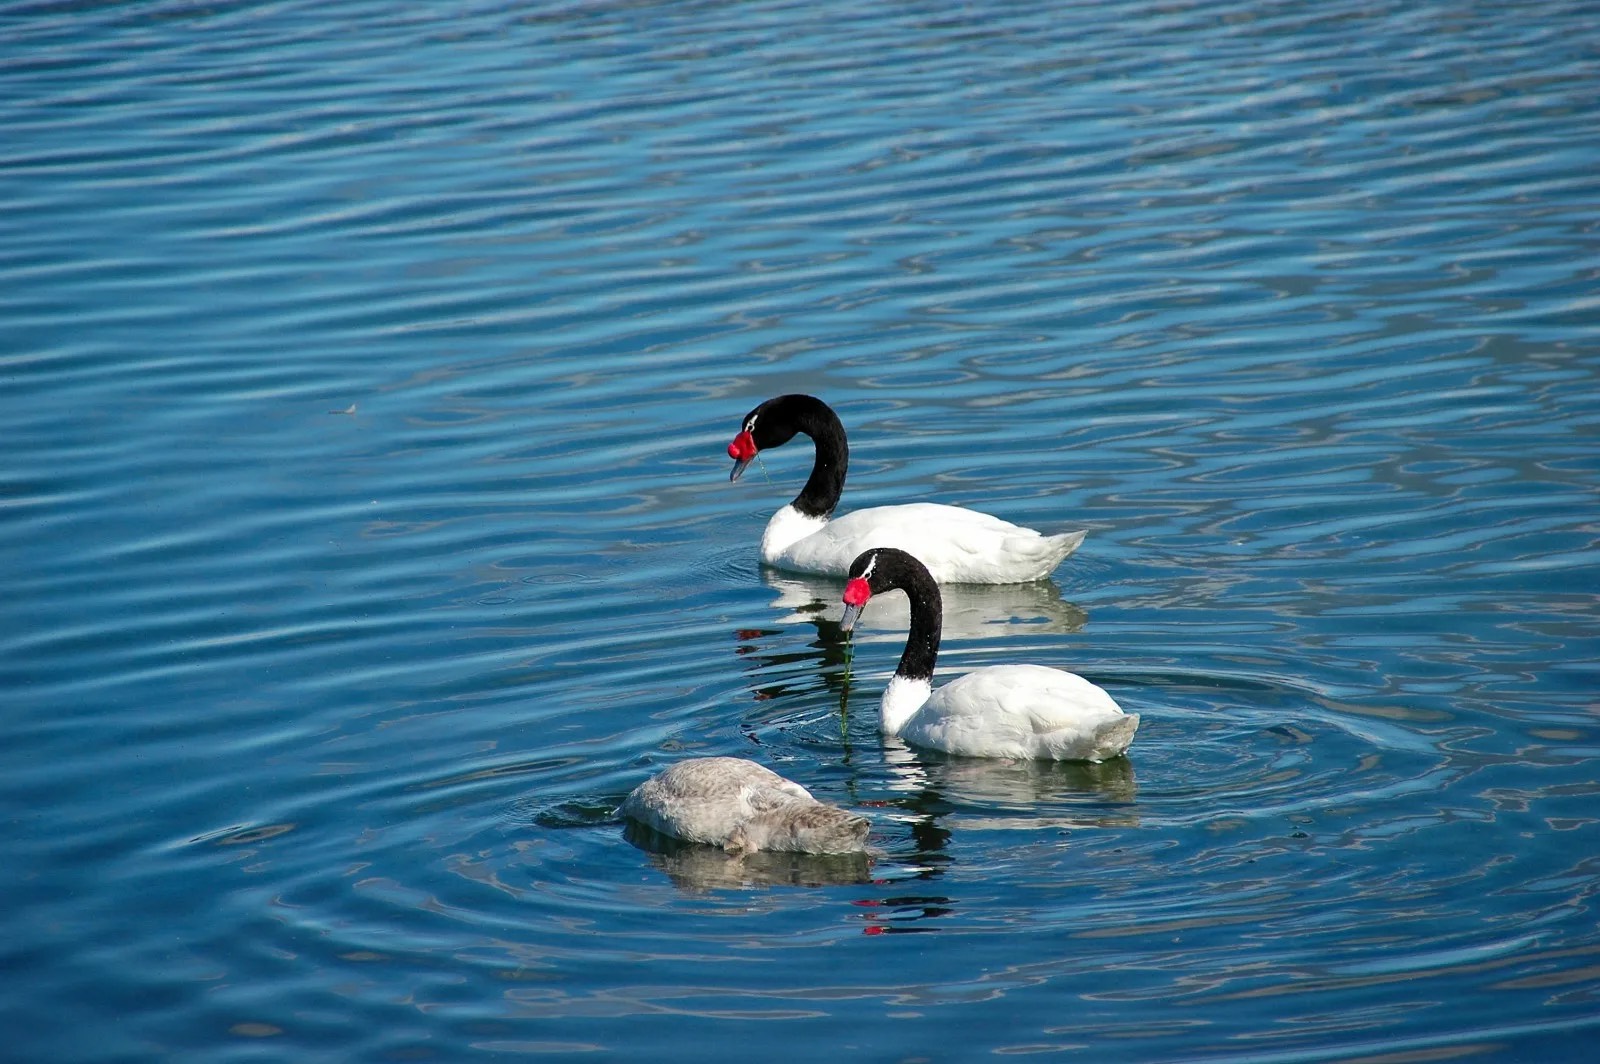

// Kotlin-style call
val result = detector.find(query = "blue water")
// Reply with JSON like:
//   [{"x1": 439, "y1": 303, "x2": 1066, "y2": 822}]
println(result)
[{"x1": 4, "y1": 0, "x2": 1598, "y2": 1059}]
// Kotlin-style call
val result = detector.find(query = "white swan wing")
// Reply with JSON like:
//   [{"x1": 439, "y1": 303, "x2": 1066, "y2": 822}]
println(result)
[{"x1": 905, "y1": 665, "x2": 1137, "y2": 761}]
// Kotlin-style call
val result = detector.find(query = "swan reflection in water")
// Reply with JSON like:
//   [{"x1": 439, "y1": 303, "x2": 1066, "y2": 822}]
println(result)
[
  {"x1": 622, "y1": 820, "x2": 874, "y2": 892},
  {"x1": 735, "y1": 570, "x2": 1089, "y2": 708},
  {"x1": 762, "y1": 570, "x2": 1088, "y2": 642},
  {"x1": 878, "y1": 737, "x2": 1140, "y2": 830},
  {"x1": 843, "y1": 745, "x2": 1140, "y2": 934}
]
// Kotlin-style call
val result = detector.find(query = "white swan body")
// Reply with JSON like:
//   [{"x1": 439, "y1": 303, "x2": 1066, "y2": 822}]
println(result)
[
  {"x1": 729, "y1": 394, "x2": 1086, "y2": 584},
  {"x1": 762, "y1": 502, "x2": 1086, "y2": 584},
  {"x1": 619, "y1": 757, "x2": 870, "y2": 855},
  {"x1": 881, "y1": 668, "x2": 1138, "y2": 761},
  {"x1": 842, "y1": 549, "x2": 1139, "y2": 762}
]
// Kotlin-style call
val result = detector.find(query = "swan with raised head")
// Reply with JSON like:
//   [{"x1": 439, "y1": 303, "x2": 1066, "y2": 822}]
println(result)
[
  {"x1": 619, "y1": 757, "x2": 870, "y2": 854},
  {"x1": 839, "y1": 547, "x2": 1138, "y2": 761},
  {"x1": 726, "y1": 394, "x2": 1086, "y2": 583}
]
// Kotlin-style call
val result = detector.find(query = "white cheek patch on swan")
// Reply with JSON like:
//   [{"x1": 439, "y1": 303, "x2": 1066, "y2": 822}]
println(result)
[{"x1": 858, "y1": 552, "x2": 879, "y2": 581}]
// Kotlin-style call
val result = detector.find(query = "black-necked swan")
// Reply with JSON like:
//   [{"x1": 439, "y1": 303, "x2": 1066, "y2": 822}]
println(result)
[
  {"x1": 725, "y1": 394, "x2": 1086, "y2": 584},
  {"x1": 839, "y1": 547, "x2": 1138, "y2": 761},
  {"x1": 619, "y1": 757, "x2": 870, "y2": 854}
]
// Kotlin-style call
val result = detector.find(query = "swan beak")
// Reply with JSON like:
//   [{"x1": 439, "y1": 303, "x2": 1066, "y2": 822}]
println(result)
[
  {"x1": 727, "y1": 431, "x2": 757, "y2": 482},
  {"x1": 840, "y1": 576, "x2": 871, "y2": 634}
]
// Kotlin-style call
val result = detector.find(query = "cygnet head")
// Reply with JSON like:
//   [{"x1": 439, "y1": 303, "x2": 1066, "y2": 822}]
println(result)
[{"x1": 730, "y1": 802, "x2": 871, "y2": 855}]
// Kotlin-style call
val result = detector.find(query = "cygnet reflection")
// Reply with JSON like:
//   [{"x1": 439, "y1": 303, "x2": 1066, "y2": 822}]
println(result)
[{"x1": 622, "y1": 820, "x2": 876, "y2": 892}]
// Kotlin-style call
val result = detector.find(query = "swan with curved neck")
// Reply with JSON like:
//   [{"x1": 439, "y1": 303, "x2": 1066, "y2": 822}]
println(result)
[
  {"x1": 726, "y1": 394, "x2": 1085, "y2": 584},
  {"x1": 840, "y1": 547, "x2": 1138, "y2": 761}
]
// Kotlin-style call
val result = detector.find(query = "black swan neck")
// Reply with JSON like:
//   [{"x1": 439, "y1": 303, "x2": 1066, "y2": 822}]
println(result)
[
  {"x1": 761, "y1": 395, "x2": 848, "y2": 519},
  {"x1": 869, "y1": 549, "x2": 942, "y2": 682}
]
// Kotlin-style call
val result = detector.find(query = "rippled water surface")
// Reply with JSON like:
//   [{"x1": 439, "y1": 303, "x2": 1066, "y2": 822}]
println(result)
[{"x1": 4, "y1": 0, "x2": 1598, "y2": 1060}]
